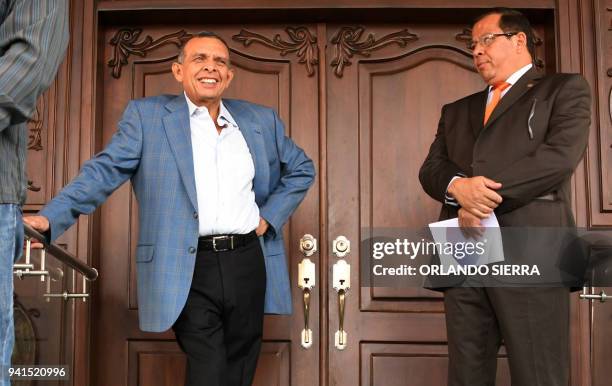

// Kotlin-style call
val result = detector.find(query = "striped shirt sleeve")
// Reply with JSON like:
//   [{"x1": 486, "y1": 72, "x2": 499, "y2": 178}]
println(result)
[{"x1": 0, "y1": 0, "x2": 69, "y2": 132}]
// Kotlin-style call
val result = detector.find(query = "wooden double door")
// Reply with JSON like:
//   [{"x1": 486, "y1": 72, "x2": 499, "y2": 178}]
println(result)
[{"x1": 92, "y1": 15, "x2": 577, "y2": 386}]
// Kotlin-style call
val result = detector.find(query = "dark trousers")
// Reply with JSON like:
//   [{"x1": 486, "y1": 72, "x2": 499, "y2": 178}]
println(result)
[
  {"x1": 172, "y1": 238, "x2": 266, "y2": 386},
  {"x1": 444, "y1": 287, "x2": 570, "y2": 386}
]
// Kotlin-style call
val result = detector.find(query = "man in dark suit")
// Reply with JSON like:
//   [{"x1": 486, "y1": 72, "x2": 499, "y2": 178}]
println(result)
[{"x1": 419, "y1": 8, "x2": 590, "y2": 386}]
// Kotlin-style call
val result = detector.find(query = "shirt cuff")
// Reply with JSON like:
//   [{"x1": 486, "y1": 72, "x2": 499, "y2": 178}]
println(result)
[{"x1": 444, "y1": 174, "x2": 466, "y2": 207}]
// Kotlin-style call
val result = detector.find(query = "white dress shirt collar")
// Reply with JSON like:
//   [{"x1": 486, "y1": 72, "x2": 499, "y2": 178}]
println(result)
[{"x1": 184, "y1": 93, "x2": 238, "y2": 128}]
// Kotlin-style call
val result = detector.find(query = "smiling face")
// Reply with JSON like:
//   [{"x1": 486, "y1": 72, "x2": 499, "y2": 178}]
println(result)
[
  {"x1": 471, "y1": 13, "x2": 531, "y2": 85},
  {"x1": 172, "y1": 37, "x2": 234, "y2": 110}
]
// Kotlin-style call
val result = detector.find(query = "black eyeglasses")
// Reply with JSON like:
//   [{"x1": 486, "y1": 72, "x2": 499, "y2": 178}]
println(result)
[{"x1": 468, "y1": 32, "x2": 519, "y2": 51}]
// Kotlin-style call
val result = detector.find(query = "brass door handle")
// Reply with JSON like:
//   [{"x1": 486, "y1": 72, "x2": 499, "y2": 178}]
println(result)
[
  {"x1": 302, "y1": 287, "x2": 312, "y2": 347},
  {"x1": 298, "y1": 236, "x2": 316, "y2": 349},
  {"x1": 337, "y1": 289, "x2": 346, "y2": 347},
  {"x1": 333, "y1": 259, "x2": 350, "y2": 350}
]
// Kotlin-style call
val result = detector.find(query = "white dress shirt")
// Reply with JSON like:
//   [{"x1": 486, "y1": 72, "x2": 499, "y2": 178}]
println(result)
[{"x1": 185, "y1": 93, "x2": 260, "y2": 236}]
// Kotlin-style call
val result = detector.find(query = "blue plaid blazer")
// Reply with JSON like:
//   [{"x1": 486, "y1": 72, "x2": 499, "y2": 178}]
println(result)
[{"x1": 40, "y1": 95, "x2": 315, "y2": 332}]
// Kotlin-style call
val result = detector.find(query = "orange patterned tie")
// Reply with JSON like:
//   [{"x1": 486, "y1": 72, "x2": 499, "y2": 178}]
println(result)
[{"x1": 483, "y1": 82, "x2": 511, "y2": 124}]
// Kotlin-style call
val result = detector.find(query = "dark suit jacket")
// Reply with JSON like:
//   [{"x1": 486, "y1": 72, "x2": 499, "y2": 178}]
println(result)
[
  {"x1": 419, "y1": 68, "x2": 591, "y2": 287},
  {"x1": 419, "y1": 68, "x2": 590, "y2": 227}
]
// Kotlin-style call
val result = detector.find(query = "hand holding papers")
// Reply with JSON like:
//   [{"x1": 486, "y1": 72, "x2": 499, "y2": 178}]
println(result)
[{"x1": 429, "y1": 212, "x2": 505, "y2": 269}]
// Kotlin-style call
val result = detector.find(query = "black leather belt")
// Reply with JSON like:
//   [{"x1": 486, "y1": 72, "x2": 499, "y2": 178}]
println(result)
[{"x1": 198, "y1": 231, "x2": 258, "y2": 252}]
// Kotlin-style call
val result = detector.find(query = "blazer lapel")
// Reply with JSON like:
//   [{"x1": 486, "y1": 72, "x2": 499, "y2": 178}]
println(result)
[
  {"x1": 482, "y1": 67, "x2": 541, "y2": 130},
  {"x1": 470, "y1": 89, "x2": 488, "y2": 137},
  {"x1": 162, "y1": 95, "x2": 198, "y2": 211},
  {"x1": 223, "y1": 99, "x2": 270, "y2": 203}
]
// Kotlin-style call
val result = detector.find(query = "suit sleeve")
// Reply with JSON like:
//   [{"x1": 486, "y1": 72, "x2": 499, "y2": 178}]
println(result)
[
  {"x1": 492, "y1": 75, "x2": 591, "y2": 213},
  {"x1": 419, "y1": 104, "x2": 467, "y2": 203},
  {"x1": 0, "y1": 0, "x2": 69, "y2": 132},
  {"x1": 258, "y1": 110, "x2": 315, "y2": 236},
  {"x1": 40, "y1": 101, "x2": 143, "y2": 242}
]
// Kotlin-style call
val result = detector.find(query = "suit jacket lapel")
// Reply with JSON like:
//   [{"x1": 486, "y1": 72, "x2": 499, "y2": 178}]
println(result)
[
  {"x1": 162, "y1": 95, "x2": 198, "y2": 211},
  {"x1": 470, "y1": 89, "x2": 488, "y2": 137},
  {"x1": 482, "y1": 67, "x2": 541, "y2": 130},
  {"x1": 223, "y1": 99, "x2": 269, "y2": 204}
]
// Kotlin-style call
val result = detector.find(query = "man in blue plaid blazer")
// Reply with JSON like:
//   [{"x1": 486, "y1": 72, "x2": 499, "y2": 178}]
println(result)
[{"x1": 25, "y1": 32, "x2": 315, "y2": 386}]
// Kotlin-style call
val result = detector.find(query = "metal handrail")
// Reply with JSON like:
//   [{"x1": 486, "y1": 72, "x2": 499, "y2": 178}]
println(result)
[
  {"x1": 579, "y1": 286, "x2": 608, "y2": 302},
  {"x1": 24, "y1": 223, "x2": 98, "y2": 281}
]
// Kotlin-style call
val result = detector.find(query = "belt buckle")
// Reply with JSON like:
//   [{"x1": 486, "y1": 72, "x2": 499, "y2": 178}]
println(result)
[{"x1": 212, "y1": 235, "x2": 233, "y2": 252}]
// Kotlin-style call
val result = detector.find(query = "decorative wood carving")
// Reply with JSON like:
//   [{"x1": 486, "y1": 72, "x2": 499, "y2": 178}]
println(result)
[
  {"x1": 232, "y1": 27, "x2": 318, "y2": 77},
  {"x1": 26, "y1": 179, "x2": 41, "y2": 192},
  {"x1": 108, "y1": 29, "x2": 192, "y2": 79},
  {"x1": 27, "y1": 97, "x2": 44, "y2": 151},
  {"x1": 330, "y1": 26, "x2": 418, "y2": 77},
  {"x1": 455, "y1": 28, "x2": 545, "y2": 69},
  {"x1": 12, "y1": 294, "x2": 39, "y2": 371},
  {"x1": 529, "y1": 36, "x2": 544, "y2": 70},
  {"x1": 26, "y1": 96, "x2": 44, "y2": 193},
  {"x1": 455, "y1": 28, "x2": 472, "y2": 47}
]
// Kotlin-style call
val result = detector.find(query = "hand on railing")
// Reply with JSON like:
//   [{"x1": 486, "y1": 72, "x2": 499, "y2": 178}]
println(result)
[
  {"x1": 22, "y1": 215, "x2": 50, "y2": 249},
  {"x1": 20, "y1": 220, "x2": 98, "y2": 281},
  {"x1": 16, "y1": 219, "x2": 98, "y2": 303}
]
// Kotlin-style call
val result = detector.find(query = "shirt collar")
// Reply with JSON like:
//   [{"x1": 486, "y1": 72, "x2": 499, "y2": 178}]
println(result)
[
  {"x1": 488, "y1": 63, "x2": 533, "y2": 92},
  {"x1": 218, "y1": 101, "x2": 238, "y2": 128},
  {"x1": 184, "y1": 92, "x2": 238, "y2": 128}
]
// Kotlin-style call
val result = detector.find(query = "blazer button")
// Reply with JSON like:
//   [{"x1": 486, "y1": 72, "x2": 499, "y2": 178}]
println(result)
[
  {"x1": 188, "y1": 247, "x2": 196, "y2": 254},
  {"x1": 193, "y1": 212, "x2": 198, "y2": 219}
]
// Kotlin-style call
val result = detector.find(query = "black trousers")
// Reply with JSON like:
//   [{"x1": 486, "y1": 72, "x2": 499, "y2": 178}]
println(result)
[
  {"x1": 444, "y1": 287, "x2": 570, "y2": 386},
  {"x1": 172, "y1": 238, "x2": 266, "y2": 386}
]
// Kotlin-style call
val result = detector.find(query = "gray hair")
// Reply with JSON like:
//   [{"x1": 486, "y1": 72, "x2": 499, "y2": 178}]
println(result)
[{"x1": 177, "y1": 31, "x2": 231, "y2": 64}]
